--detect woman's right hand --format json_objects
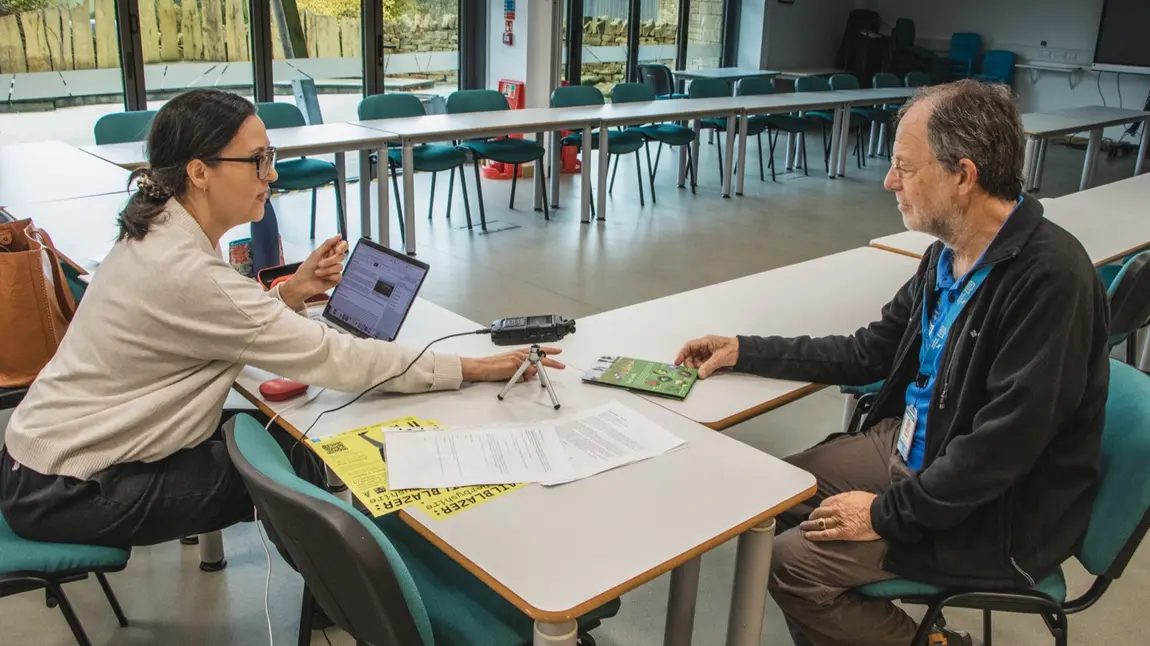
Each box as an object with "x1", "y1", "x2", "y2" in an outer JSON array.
[{"x1": 460, "y1": 347, "x2": 566, "y2": 382}]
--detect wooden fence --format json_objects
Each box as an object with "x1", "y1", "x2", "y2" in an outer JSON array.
[{"x1": 0, "y1": 0, "x2": 369, "y2": 74}]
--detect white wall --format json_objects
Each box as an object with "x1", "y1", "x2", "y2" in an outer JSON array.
[
  {"x1": 761, "y1": 0, "x2": 856, "y2": 70},
  {"x1": 737, "y1": 0, "x2": 767, "y2": 69},
  {"x1": 875, "y1": 0, "x2": 1150, "y2": 138},
  {"x1": 487, "y1": 1, "x2": 530, "y2": 91}
]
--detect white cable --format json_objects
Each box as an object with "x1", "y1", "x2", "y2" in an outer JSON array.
[
  {"x1": 255, "y1": 506, "x2": 275, "y2": 646},
  {"x1": 265, "y1": 387, "x2": 328, "y2": 431}
]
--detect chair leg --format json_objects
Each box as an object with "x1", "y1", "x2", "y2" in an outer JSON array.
[
  {"x1": 652, "y1": 141, "x2": 664, "y2": 176},
  {"x1": 458, "y1": 164, "x2": 473, "y2": 229},
  {"x1": 715, "y1": 133, "x2": 724, "y2": 183},
  {"x1": 309, "y1": 189, "x2": 317, "y2": 239},
  {"x1": 609, "y1": 155, "x2": 620, "y2": 192},
  {"x1": 297, "y1": 585, "x2": 314, "y2": 646},
  {"x1": 472, "y1": 159, "x2": 488, "y2": 231},
  {"x1": 445, "y1": 167, "x2": 455, "y2": 220},
  {"x1": 802, "y1": 132, "x2": 810, "y2": 176},
  {"x1": 983, "y1": 608, "x2": 992, "y2": 646},
  {"x1": 757, "y1": 133, "x2": 765, "y2": 182},
  {"x1": 389, "y1": 167, "x2": 404, "y2": 244},
  {"x1": 95, "y1": 573, "x2": 128, "y2": 627},
  {"x1": 820, "y1": 123, "x2": 830, "y2": 173},
  {"x1": 332, "y1": 181, "x2": 347, "y2": 239},
  {"x1": 539, "y1": 160, "x2": 551, "y2": 220},
  {"x1": 634, "y1": 150, "x2": 645, "y2": 206},
  {"x1": 910, "y1": 600, "x2": 947, "y2": 646},
  {"x1": 767, "y1": 131, "x2": 778, "y2": 182},
  {"x1": 509, "y1": 164, "x2": 519, "y2": 209},
  {"x1": 644, "y1": 141, "x2": 657, "y2": 203},
  {"x1": 687, "y1": 146, "x2": 697, "y2": 194},
  {"x1": 46, "y1": 580, "x2": 93, "y2": 646},
  {"x1": 427, "y1": 171, "x2": 437, "y2": 220}
]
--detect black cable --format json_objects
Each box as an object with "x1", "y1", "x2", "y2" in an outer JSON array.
[
  {"x1": 321, "y1": 628, "x2": 333, "y2": 646},
  {"x1": 1118, "y1": 72, "x2": 1123, "y2": 108},
  {"x1": 295, "y1": 329, "x2": 490, "y2": 445},
  {"x1": 1097, "y1": 71, "x2": 1107, "y2": 107}
]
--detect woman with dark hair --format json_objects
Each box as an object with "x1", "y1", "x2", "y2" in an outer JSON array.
[{"x1": 0, "y1": 89, "x2": 562, "y2": 547}]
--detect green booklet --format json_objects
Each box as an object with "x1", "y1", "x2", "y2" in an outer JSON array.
[{"x1": 581, "y1": 356, "x2": 699, "y2": 400}]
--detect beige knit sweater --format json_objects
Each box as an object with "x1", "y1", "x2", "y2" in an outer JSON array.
[{"x1": 5, "y1": 200, "x2": 461, "y2": 479}]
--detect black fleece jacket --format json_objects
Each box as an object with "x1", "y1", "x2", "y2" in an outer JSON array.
[{"x1": 735, "y1": 195, "x2": 1110, "y2": 588}]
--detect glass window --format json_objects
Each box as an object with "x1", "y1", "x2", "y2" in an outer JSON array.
[
  {"x1": 636, "y1": 0, "x2": 677, "y2": 74},
  {"x1": 382, "y1": 0, "x2": 459, "y2": 105},
  {"x1": 0, "y1": 0, "x2": 127, "y2": 146},
  {"x1": 272, "y1": 0, "x2": 362, "y2": 125},
  {"x1": 686, "y1": 0, "x2": 723, "y2": 69},
  {"x1": 580, "y1": 1, "x2": 628, "y2": 97}
]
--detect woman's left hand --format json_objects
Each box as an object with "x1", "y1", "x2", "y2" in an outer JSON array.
[{"x1": 280, "y1": 235, "x2": 349, "y2": 309}]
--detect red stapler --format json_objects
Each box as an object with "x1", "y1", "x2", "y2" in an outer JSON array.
[{"x1": 259, "y1": 378, "x2": 309, "y2": 402}]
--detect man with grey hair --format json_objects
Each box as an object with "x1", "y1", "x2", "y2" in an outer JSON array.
[{"x1": 676, "y1": 80, "x2": 1110, "y2": 644}]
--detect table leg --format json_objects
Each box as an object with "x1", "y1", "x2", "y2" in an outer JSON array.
[
  {"x1": 837, "y1": 110, "x2": 851, "y2": 177},
  {"x1": 664, "y1": 556, "x2": 701, "y2": 646},
  {"x1": 797, "y1": 133, "x2": 806, "y2": 170},
  {"x1": 581, "y1": 125, "x2": 593, "y2": 224},
  {"x1": 723, "y1": 518, "x2": 775, "y2": 646},
  {"x1": 1081, "y1": 128, "x2": 1102, "y2": 191},
  {"x1": 198, "y1": 530, "x2": 226, "y2": 571},
  {"x1": 677, "y1": 139, "x2": 688, "y2": 187},
  {"x1": 1033, "y1": 138, "x2": 1049, "y2": 192},
  {"x1": 376, "y1": 145, "x2": 390, "y2": 249},
  {"x1": 827, "y1": 109, "x2": 843, "y2": 179},
  {"x1": 722, "y1": 115, "x2": 737, "y2": 198},
  {"x1": 784, "y1": 132, "x2": 795, "y2": 171},
  {"x1": 597, "y1": 127, "x2": 609, "y2": 221},
  {"x1": 551, "y1": 130, "x2": 562, "y2": 209},
  {"x1": 867, "y1": 121, "x2": 879, "y2": 157},
  {"x1": 402, "y1": 141, "x2": 416, "y2": 254},
  {"x1": 691, "y1": 119, "x2": 702, "y2": 187},
  {"x1": 534, "y1": 620, "x2": 578, "y2": 646},
  {"x1": 1022, "y1": 137, "x2": 1037, "y2": 191},
  {"x1": 535, "y1": 131, "x2": 545, "y2": 212},
  {"x1": 358, "y1": 150, "x2": 373, "y2": 239},
  {"x1": 1135, "y1": 117, "x2": 1150, "y2": 177},
  {"x1": 736, "y1": 113, "x2": 749, "y2": 196},
  {"x1": 878, "y1": 123, "x2": 888, "y2": 157}
]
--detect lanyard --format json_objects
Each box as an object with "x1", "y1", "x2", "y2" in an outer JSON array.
[{"x1": 918, "y1": 264, "x2": 993, "y2": 377}]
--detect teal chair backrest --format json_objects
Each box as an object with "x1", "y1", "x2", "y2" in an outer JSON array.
[
  {"x1": 551, "y1": 84, "x2": 605, "y2": 108},
  {"x1": 611, "y1": 82, "x2": 657, "y2": 104},
  {"x1": 736, "y1": 77, "x2": 774, "y2": 96},
  {"x1": 795, "y1": 76, "x2": 830, "y2": 92},
  {"x1": 873, "y1": 72, "x2": 901, "y2": 88},
  {"x1": 905, "y1": 71, "x2": 931, "y2": 87},
  {"x1": 256, "y1": 102, "x2": 307, "y2": 129},
  {"x1": 1104, "y1": 251, "x2": 1150, "y2": 347},
  {"x1": 687, "y1": 78, "x2": 731, "y2": 99},
  {"x1": 829, "y1": 74, "x2": 861, "y2": 90},
  {"x1": 446, "y1": 89, "x2": 509, "y2": 114},
  {"x1": 225, "y1": 415, "x2": 434, "y2": 646},
  {"x1": 93, "y1": 110, "x2": 157, "y2": 145},
  {"x1": 358, "y1": 93, "x2": 427, "y2": 120},
  {"x1": 1078, "y1": 360, "x2": 1150, "y2": 578}
]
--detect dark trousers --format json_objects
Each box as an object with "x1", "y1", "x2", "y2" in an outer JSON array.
[{"x1": 0, "y1": 410, "x2": 324, "y2": 548}]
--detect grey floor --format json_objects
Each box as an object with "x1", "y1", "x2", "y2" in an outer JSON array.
[{"x1": 2, "y1": 138, "x2": 1147, "y2": 645}]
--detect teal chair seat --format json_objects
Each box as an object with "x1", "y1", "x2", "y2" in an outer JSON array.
[
  {"x1": 0, "y1": 519, "x2": 128, "y2": 573},
  {"x1": 269, "y1": 157, "x2": 339, "y2": 191},
  {"x1": 858, "y1": 569, "x2": 1068, "y2": 604},
  {"x1": 385, "y1": 145, "x2": 469, "y2": 173},
  {"x1": 457, "y1": 139, "x2": 547, "y2": 165},
  {"x1": 375, "y1": 514, "x2": 620, "y2": 645},
  {"x1": 656, "y1": 92, "x2": 689, "y2": 100},
  {"x1": 631, "y1": 123, "x2": 696, "y2": 147},
  {"x1": 701, "y1": 116, "x2": 770, "y2": 137},
  {"x1": 560, "y1": 130, "x2": 646, "y2": 154},
  {"x1": 751, "y1": 114, "x2": 810, "y2": 134}
]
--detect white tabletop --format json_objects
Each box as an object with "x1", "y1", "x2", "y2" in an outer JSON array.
[
  {"x1": 737, "y1": 91, "x2": 852, "y2": 115},
  {"x1": 1043, "y1": 105, "x2": 1150, "y2": 126},
  {"x1": 596, "y1": 97, "x2": 745, "y2": 127},
  {"x1": 775, "y1": 68, "x2": 845, "y2": 78},
  {"x1": 233, "y1": 299, "x2": 815, "y2": 621},
  {"x1": 673, "y1": 67, "x2": 780, "y2": 81},
  {"x1": 353, "y1": 107, "x2": 602, "y2": 143},
  {"x1": 1022, "y1": 108, "x2": 1150, "y2": 137},
  {"x1": 870, "y1": 175, "x2": 1150, "y2": 266},
  {"x1": 838, "y1": 87, "x2": 917, "y2": 105},
  {"x1": 81, "y1": 123, "x2": 397, "y2": 169},
  {"x1": 556, "y1": 248, "x2": 920, "y2": 429},
  {"x1": 0, "y1": 141, "x2": 132, "y2": 206}
]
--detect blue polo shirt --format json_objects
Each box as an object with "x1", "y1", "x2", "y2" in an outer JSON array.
[{"x1": 903, "y1": 197, "x2": 1023, "y2": 470}]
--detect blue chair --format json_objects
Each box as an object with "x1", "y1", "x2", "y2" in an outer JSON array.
[
  {"x1": 358, "y1": 94, "x2": 471, "y2": 242},
  {"x1": 738, "y1": 77, "x2": 809, "y2": 182},
  {"x1": 1103, "y1": 251, "x2": 1150, "y2": 365},
  {"x1": 947, "y1": 33, "x2": 982, "y2": 79},
  {"x1": 637, "y1": 63, "x2": 687, "y2": 100},
  {"x1": 610, "y1": 82, "x2": 698, "y2": 193},
  {"x1": 93, "y1": 110, "x2": 157, "y2": 145},
  {"x1": 975, "y1": 50, "x2": 1016, "y2": 85},
  {"x1": 446, "y1": 90, "x2": 550, "y2": 230},
  {"x1": 551, "y1": 85, "x2": 649, "y2": 209},
  {"x1": 905, "y1": 71, "x2": 932, "y2": 87},
  {"x1": 223, "y1": 414, "x2": 620, "y2": 646},
  {"x1": 858, "y1": 359, "x2": 1150, "y2": 646},
  {"x1": 1, "y1": 517, "x2": 130, "y2": 646},
  {"x1": 254, "y1": 103, "x2": 346, "y2": 240}
]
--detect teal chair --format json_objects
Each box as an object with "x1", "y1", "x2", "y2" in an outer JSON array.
[
  {"x1": 905, "y1": 71, "x2": 932, "y2": 87},
  {"x1": 688, "y1": 79, "x2": 739, "y2": 185},
  {"x1": 828, "y1": 74, "x2": 876, "y2": 169},
  {"x1": 610, "y1": 82, "x2": 698, "y2": 194},
  {"x1": 0, "y1": 517, "x2": 130, "y2": 646},
  {"x1": 857, "y1": 359, "x2": 1150, "y2": 646},
  {"x1": 739, "y1": 77, "x2": 810, "y2": 181},
  {"x1": 1103, "y1": 251, "x2": 1150, "y2": 365},
  {"x1": 637, "y1": 64, "x2": 688, "y2": 99},
  {"x1": 223, "y1": 414, "x2": 620, "y2": 646},
  {"x1": 446, "y1": 90, "x2": 550, "y2": 230},
  {"x1": 358, "y1": 94, "x2": 472, "y2": 241},
  {"x1": 794, "y1": 76, "x2": 857, "y2": 174},
  {"x1": 93, "y1": 110, "x2": 157, "y2": 145},
  {"x1": 551, "y1": 85, "x2": 649, "y2": 209},
  {"x1": 255, "y1": 102, "x2": 346, "y2": 240}
]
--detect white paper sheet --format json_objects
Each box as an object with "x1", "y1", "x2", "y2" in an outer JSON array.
[{"x1": 384, "y1": 424, "x2": 576, "y2": 488}]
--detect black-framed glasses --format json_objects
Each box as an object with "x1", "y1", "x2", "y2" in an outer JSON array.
[{"x1": 206, "y1": 147, "x2": 278, "y2": 180}]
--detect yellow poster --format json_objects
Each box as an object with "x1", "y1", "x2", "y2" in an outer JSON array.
[{"x1": 310, "y1": 417, "x2": 524, "y2": 518}]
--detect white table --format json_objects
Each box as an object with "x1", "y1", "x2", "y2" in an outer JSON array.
[
  {"x1": 870, "y1": 174, "x2": 1150, "y2": 267},
  {"x1": 775, "y1": 68, "x2": 845, "y2": 79},
  {"x1": 80, "y1": 123, "x2": 399, "y2": 244},
  {"x1": 1020, "y1": 107, "x2": 1150, "y2": 192},
  {"x1": 232, "y1": 298, "x2": 816, "y2": 646},
  {"x1": 733, "y1": 91, "x2": 856, "y2": 189},
  {"x1": 354, "y1": 108, "x2": 602, "y2": 255},
  {"x1": 556, "y1": 248, "x2": 920, "y2": 429},
  {"x1": 0, "y1": 141, "x2": 131, "y2": 206},
  {"x1": 832, "y1": 88, "x2": 917, "y2": 178},
  {"x1": 673, "y1": 67, "x2": 780, "y2": 82}
]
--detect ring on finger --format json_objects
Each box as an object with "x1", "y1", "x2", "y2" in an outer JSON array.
[{"x1": 817, "y1": 518, "x2": 827, "y2": 531}]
